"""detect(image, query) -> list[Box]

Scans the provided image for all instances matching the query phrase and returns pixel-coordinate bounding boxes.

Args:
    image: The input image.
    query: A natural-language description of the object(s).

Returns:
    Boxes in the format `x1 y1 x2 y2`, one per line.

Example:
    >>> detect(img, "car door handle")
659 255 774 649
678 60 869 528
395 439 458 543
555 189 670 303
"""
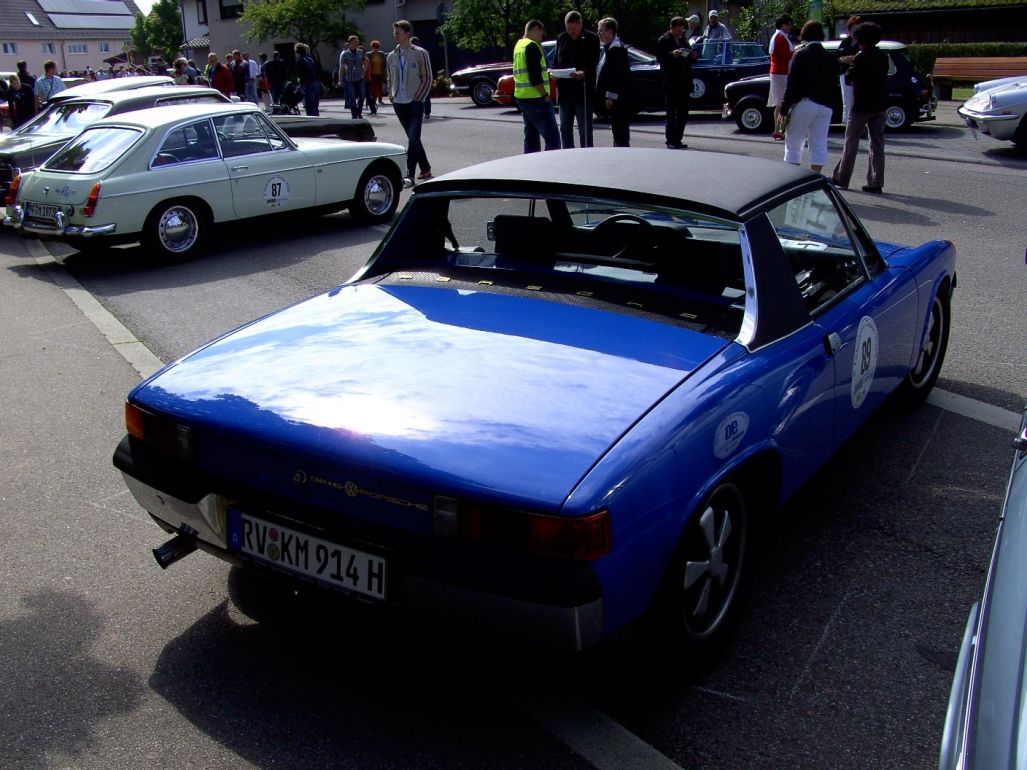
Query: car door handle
230 165 248 171
823 332 841 356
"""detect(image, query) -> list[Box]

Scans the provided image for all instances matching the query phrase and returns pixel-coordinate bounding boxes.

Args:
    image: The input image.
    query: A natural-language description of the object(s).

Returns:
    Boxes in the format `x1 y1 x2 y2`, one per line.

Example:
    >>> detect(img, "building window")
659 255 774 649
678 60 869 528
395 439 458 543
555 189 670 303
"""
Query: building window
99 42 110 52
69 43 88 54
2 43 17 54
219 0 242 20
198 0 208 25
42 42 56 53
26 12 41 25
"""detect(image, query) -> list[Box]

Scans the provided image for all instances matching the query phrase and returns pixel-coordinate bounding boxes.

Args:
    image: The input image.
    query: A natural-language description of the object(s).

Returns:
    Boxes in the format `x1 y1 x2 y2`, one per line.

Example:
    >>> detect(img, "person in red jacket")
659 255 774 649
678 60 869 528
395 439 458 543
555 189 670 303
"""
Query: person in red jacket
767 13 793 139
206 53 233 98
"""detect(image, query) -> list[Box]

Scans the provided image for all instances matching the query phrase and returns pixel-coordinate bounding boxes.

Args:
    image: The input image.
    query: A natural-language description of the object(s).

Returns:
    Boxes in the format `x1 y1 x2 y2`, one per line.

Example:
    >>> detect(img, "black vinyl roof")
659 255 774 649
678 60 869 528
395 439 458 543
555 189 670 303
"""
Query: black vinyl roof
416 148 824 221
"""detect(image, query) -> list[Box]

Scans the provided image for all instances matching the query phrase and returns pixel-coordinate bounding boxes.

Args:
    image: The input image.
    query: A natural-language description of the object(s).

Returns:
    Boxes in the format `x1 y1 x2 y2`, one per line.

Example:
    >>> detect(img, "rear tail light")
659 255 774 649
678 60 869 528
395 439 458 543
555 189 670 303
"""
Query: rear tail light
434 496 612 561
82 181 101 217
4 174 20 207
125 401 193 460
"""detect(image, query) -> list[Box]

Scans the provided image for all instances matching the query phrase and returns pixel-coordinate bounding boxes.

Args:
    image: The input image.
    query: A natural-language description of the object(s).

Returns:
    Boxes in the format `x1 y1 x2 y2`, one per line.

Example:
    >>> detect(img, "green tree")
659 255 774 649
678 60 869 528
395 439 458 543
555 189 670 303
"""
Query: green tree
242 0 364 66
442 0 680 58
130 13 153 59
148 0 185 60
129 0 184 62
442 0 565 58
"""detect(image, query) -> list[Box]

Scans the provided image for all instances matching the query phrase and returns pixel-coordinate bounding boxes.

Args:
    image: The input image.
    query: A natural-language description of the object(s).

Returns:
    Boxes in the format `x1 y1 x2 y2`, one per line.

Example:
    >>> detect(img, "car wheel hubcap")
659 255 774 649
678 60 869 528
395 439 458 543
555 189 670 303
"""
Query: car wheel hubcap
741 108 763 130
158 206 198 253
910 296 944 386
473 82 493 104
363 174 395 217
681 487 745 638
886 106 905 129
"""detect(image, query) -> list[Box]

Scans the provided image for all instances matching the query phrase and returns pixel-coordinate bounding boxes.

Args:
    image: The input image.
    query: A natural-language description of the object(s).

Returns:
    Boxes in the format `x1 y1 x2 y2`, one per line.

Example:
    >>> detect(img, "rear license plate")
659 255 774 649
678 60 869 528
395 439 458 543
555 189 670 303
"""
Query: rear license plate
227 510 388 600
26 202 60 220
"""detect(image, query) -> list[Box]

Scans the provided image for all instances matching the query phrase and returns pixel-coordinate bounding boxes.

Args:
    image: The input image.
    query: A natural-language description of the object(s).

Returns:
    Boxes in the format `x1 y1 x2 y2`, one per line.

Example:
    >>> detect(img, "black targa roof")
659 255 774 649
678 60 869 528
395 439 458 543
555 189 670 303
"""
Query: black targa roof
415 148 824 221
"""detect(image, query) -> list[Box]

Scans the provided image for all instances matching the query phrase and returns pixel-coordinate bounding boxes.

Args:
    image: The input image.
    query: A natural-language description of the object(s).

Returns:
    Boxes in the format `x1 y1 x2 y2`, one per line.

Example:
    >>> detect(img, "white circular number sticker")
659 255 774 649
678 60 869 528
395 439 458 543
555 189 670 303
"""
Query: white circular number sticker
691 79 707 100
264 175 290 209
850 316 879 409
714 411 750 459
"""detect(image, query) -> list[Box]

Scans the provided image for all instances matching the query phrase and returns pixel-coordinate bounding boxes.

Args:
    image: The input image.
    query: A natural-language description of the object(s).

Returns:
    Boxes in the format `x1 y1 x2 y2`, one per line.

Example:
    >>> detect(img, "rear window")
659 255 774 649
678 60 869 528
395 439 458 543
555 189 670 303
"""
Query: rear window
18 102 111 137
44 126 143 173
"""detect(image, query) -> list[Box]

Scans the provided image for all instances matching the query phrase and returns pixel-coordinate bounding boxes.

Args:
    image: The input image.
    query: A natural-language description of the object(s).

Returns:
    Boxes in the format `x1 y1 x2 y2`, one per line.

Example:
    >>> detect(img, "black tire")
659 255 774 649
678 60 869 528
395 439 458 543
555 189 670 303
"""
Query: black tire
885 101 912 131
735 101 773 133
470 79 496 107
142 199 208 261
1012 116 1027 147
896 284 950 405
349 164 401 225
649 480 751 665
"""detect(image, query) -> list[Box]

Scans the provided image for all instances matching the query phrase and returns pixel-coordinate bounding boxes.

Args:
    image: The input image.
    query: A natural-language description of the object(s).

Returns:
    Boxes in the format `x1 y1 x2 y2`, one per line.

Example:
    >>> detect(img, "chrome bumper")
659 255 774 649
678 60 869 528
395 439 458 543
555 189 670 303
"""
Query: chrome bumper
5 205 116 237
120 473 606 651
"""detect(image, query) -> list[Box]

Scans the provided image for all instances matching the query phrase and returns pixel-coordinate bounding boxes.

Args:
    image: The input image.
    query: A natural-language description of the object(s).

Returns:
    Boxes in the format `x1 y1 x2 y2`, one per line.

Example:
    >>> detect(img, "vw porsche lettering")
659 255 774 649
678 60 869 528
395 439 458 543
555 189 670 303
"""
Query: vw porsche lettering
293 469 429 511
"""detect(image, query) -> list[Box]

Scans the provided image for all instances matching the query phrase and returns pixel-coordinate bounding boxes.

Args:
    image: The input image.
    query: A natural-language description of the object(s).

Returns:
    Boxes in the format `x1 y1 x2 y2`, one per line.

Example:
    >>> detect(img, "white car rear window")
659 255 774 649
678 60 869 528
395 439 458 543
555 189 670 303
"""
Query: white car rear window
44 126 143 173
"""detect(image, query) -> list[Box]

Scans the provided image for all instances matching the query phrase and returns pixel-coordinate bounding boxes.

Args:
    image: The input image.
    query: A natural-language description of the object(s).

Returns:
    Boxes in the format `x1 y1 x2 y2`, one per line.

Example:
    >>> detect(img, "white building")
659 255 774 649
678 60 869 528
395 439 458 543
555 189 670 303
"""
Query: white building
1 0 143 75
177 0 447 73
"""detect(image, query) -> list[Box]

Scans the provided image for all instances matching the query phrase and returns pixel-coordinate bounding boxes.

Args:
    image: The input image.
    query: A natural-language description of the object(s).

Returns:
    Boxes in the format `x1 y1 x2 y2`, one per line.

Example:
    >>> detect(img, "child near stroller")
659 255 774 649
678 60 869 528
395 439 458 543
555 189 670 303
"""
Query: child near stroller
271 81 303 115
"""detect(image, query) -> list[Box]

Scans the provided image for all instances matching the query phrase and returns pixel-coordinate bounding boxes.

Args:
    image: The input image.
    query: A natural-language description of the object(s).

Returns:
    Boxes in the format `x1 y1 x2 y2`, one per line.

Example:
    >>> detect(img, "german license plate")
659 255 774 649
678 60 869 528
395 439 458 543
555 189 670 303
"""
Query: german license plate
26 202 59 220
227 510 388 600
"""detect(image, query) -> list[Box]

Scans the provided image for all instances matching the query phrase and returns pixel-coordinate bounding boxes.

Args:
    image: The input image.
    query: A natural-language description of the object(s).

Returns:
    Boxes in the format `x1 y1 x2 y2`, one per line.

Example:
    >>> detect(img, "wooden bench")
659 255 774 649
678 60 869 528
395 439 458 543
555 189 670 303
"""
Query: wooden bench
932 56 1027 99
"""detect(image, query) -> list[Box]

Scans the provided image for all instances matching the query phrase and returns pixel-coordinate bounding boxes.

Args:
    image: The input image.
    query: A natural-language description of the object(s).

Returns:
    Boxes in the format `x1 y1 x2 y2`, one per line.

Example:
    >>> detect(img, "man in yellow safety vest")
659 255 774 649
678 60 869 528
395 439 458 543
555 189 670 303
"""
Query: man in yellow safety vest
513 19 561 153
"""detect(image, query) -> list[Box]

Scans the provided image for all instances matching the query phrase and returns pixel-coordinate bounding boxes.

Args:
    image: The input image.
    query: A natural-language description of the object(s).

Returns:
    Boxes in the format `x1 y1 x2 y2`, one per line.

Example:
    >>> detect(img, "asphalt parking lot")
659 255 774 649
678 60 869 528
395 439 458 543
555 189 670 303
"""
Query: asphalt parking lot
1 94 1025 770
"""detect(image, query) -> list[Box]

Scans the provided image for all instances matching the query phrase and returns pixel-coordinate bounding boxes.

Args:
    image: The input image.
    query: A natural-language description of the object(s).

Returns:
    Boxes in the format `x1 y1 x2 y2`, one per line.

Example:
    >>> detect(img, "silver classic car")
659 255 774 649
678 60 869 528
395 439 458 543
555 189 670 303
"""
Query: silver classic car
940 404 1027 769
5 102 406 259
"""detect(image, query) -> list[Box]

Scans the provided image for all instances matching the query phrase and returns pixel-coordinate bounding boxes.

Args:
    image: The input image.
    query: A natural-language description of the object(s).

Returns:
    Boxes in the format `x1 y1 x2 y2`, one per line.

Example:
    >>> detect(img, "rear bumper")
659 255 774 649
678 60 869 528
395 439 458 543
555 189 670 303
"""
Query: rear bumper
5 204 116 237
958 107 1021 140
114 435 606 651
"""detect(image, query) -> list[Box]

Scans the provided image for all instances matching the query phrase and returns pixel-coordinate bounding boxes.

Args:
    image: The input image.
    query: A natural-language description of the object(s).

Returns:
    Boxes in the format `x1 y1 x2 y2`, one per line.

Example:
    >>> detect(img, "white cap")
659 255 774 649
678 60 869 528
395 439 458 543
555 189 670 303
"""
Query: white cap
708 9 719 17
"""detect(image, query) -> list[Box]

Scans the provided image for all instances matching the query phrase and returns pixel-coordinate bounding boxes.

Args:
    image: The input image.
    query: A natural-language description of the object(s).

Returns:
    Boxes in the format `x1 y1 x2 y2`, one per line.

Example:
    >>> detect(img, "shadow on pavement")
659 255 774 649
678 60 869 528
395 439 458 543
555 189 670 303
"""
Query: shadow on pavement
147 568 591 769
0 589 144 770
3 212 387 295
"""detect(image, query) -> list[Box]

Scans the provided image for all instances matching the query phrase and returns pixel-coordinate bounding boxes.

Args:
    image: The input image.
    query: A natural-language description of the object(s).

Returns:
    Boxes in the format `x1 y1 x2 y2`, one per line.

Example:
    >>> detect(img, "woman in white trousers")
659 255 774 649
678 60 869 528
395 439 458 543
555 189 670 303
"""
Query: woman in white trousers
778 21 838 173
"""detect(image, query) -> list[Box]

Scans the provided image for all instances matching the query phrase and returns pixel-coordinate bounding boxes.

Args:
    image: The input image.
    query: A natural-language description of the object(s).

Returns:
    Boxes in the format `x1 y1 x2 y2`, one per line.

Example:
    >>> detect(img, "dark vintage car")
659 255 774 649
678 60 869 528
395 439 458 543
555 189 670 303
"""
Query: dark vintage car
114 149 955 654
723 40 936 133
465 39 770 112
0 86 377 206
939 405 1027 770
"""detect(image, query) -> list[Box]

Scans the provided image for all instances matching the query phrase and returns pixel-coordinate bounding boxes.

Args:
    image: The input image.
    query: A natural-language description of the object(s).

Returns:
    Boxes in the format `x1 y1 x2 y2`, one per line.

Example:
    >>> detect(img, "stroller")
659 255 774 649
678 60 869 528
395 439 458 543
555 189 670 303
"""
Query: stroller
271 81 303 115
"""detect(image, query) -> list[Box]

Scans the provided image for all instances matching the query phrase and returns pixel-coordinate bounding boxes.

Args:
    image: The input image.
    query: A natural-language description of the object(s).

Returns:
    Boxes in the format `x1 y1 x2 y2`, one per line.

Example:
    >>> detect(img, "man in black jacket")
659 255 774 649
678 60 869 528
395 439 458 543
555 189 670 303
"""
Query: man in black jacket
555 10 600 148
656 16 696 149
831 22 889 192
596 17 631 147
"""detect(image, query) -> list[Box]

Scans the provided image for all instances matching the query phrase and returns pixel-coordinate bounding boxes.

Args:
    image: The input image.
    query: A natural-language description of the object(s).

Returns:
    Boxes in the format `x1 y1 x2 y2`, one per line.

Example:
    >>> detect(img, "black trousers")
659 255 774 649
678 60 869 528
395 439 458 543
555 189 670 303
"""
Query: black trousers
664 80 691 144
609 102 630 147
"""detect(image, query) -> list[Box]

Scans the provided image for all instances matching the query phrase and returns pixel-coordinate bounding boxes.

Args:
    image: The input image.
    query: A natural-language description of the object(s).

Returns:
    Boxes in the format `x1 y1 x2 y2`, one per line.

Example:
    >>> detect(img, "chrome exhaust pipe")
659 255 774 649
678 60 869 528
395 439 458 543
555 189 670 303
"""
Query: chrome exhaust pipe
153 533 198 569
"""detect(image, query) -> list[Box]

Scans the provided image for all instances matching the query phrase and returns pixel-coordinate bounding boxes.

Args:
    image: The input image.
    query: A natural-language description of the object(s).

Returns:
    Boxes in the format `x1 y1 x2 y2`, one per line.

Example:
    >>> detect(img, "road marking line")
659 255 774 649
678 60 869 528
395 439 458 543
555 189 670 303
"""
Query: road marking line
691 686 747 703
928 388 1022 432
499 677 687 770
25 239 165 379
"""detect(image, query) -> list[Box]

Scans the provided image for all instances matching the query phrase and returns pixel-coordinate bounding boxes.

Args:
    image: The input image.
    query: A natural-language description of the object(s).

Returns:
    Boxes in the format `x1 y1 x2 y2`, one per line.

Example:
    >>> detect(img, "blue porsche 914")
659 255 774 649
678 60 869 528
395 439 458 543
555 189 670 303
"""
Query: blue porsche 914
114 149 956 656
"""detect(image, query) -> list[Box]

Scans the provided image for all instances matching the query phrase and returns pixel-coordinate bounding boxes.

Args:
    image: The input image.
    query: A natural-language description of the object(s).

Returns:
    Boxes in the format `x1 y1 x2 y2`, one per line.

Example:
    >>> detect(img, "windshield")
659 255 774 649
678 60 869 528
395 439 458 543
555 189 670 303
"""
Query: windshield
44 126 143 173
17 102 111 137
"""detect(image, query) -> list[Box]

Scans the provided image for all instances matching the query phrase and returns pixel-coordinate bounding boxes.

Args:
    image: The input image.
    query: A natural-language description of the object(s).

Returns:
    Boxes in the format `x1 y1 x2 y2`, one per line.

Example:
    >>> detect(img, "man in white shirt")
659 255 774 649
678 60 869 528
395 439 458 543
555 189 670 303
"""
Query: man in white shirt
243 52 259 104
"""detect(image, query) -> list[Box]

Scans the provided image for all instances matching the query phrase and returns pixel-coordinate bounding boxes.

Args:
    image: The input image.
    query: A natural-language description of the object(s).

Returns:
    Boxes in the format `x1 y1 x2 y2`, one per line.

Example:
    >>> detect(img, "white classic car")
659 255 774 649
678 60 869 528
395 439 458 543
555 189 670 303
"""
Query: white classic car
958 76 1027 147
4 102 406 259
